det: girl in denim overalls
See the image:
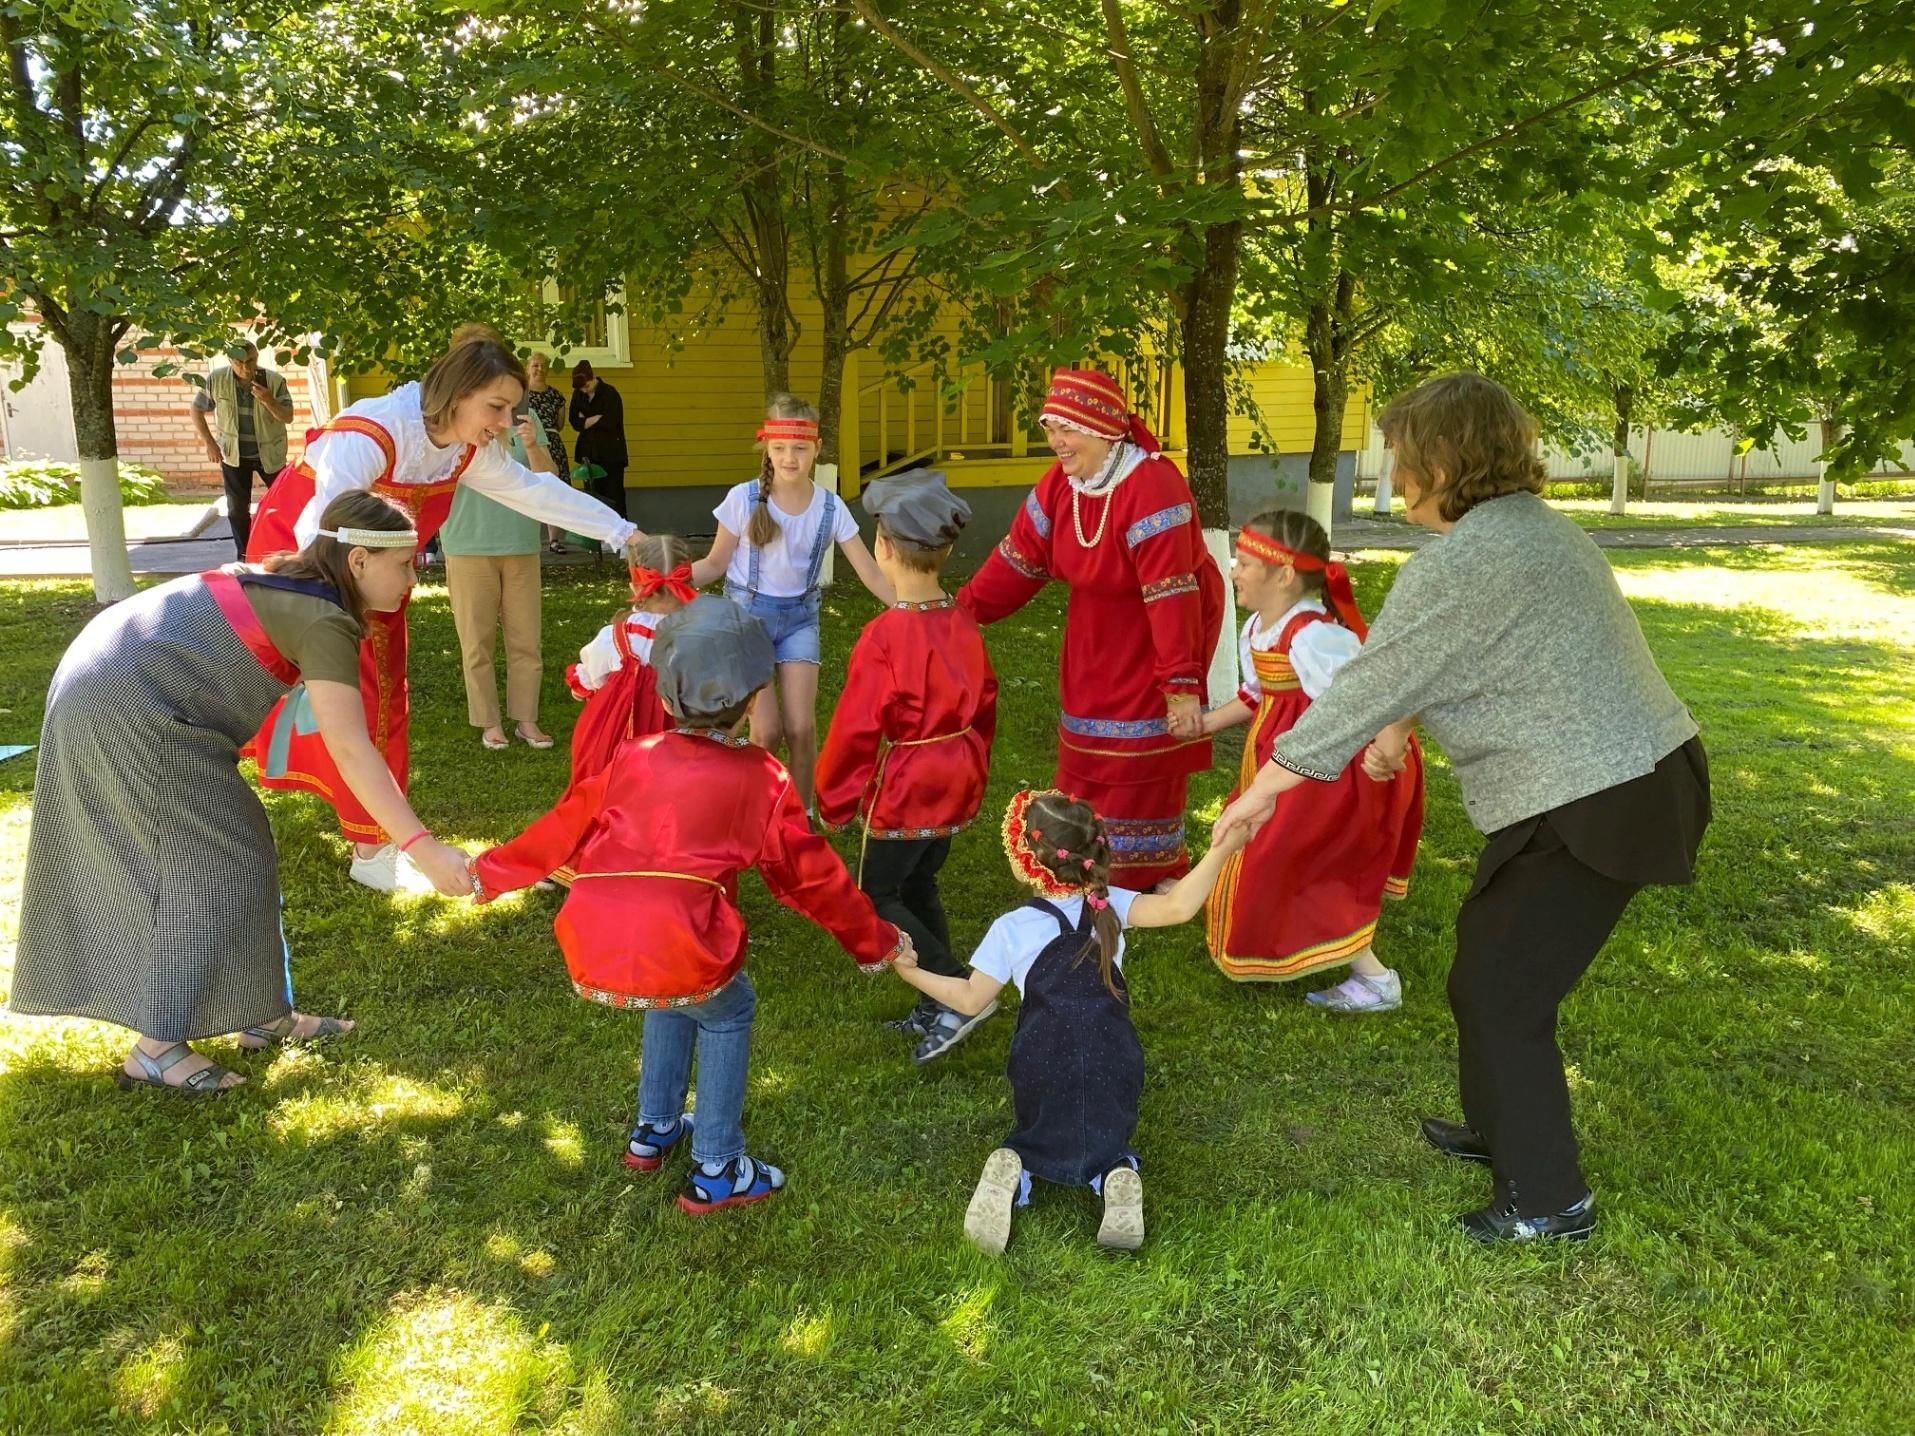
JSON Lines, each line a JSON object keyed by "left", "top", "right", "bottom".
{"left": 692, "top": 394, "right": 893, "bottom": 813}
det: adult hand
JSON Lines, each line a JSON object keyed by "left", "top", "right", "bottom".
{"left": 204, "top": 438, "right": 223, "bottom": 465}
{"left": 1362, "top": 723, "right": 1411, "bottom": 782}
{"left": 1210, "top": 815, "right": 1251, "bottom": 854}
{"left": 513, "top": 415, "right": 538, "bottom": 453}
{"left": 1215, "top": 784, "right": 1277, "bottom": 846}
{"left": 249, "top": 378, "right": 270, "bottom": 401}
{"left": 620, "top": 530, "right": 652, "bottom": 563}
{"left": 409, "top": 838, "right": 476, "bottom": 898}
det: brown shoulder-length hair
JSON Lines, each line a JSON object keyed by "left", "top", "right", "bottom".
{"left": 420, "top": 327, "right": 526, "bottom": 432}
{"left": 260, "top": 490, "right": 414, "bottom": 627}
{"left": 1378, "top": 372, "right": 1545, "bottom": 523}
{"left": 1022, "top": 792, "right": 1125, "bottom": 999}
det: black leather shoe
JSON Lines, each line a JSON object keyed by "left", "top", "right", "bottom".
{"left": 1459, "top": 1190, "right": 1596, "bottom": 1244}
{"left": 1419, "top": 1116, "right": 1492, "bottom": 1165}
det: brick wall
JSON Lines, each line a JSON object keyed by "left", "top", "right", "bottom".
{"left": 112, "top": 341, "right": 316, "bottom": 490}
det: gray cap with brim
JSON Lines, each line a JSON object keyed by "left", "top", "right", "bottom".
{"left": 652, "top": 595, "right": 776, "bottom": 719}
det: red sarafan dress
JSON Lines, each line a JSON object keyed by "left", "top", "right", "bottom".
{"left": 958, "top": 435, "right": 1224, "bottom": 888}
{"left": 243, "top": 381, "right": 629, "bottom": 842}
{"left": 1205, "top": 602, "right": 1424, "bottom": 981}
{"left": 564, "top": 610, "right": 669, "bottom": 789}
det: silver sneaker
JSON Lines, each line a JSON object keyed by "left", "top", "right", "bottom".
{"left": 1305, "top": 969, "right": 1403, "bottom": 1013}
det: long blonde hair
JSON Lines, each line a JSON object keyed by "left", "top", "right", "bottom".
{"left": 747, "top": 393, "right": 821, "bottom": 549}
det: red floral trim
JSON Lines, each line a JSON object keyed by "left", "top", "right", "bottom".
{"left": 1000, "top": 788, "right": 1084, "bottom": 899}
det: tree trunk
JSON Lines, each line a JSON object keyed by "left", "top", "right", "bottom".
{"left": 815, "top": 163, "right": 852, "bottom": 470}
{"left": 1178, "top": 220, "right": 1241, "bottom": 530}
{"left": 1816, "top": 412, "right": 1839, "bottom": 515}
{"left": 62, "top": 311, "right": 136, "bottom": 603}
{"left": 735, "top": 1, "right": 793, "bottom": 400}
{"left": 1303, "top": 268, "right": 1356, "bottom": 531}
{"left": 1610, "top": 381, "right": 1633, "bottom": 516}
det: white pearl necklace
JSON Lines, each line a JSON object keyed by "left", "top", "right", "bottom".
{"left": 1068, "top": 443, "right": 1129, "bottom": 549}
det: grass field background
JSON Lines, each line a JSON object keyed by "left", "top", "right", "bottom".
{"left": 0, "top": 537, "right": 1911, "bottom": 1433}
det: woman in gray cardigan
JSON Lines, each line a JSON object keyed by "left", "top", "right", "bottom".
{"left": 1217, "top": 373, "right": 1710, "bottom": 1243}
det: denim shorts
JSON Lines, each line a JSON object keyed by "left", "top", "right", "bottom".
{"left": 726, "top": 586, "right": 822, "bottom": 665}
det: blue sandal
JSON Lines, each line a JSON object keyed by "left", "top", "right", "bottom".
{"left": 116, "top": 1043, "right": 239, "bottom": 1096}
{"left": 625, "top": 1114, "right": 694, "bottom": 1172}
{"left": 677, "top": 1154, "right": 785, "bottom": 1214}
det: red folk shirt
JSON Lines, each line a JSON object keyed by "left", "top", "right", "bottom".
{"left": 958, "top": 456, "right": 1224, "bottom": 787}
{"left": 474, "top": 730, "right": 902, "bottom": 1007}
{"left": 815, "top": 598, "right": 998, "bottom": 837}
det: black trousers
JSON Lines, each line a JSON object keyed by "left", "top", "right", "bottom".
{"left": 588, "top": 463, "right": 628, "bottom": 521}
{"left": 1449, "top": 737, "right": 1711, "bottom": 1214}
{"left": 221, "top": 458, "right": 273, "bottom": 558}
{"left": 861, "top": 837, "right": 965, "bottom": 983}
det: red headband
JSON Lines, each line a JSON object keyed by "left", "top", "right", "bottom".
{"left": 630, "top": 562, "right": 697, "bottom": 604}
{"left": 757, "top": 418, "right": 819, "bottom": 444}
{"left": 1235, "top": 529, "right": 1369, "bottom": 639}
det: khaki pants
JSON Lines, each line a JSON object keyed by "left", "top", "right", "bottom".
{"left": 445, "top": 554, "right": 543, "bottom": 730}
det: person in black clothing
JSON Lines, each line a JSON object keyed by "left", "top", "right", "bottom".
{"left": 570, "top": 360, "right": 628, "bottom": 521}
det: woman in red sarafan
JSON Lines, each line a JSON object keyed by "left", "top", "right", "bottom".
{"left": 958, "top": 370, "right": 1224, "bottom": 889}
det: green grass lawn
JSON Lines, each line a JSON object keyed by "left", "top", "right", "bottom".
{"left": 1541, "top": 496, "right": 1915, "bottom": 530}
{"left": 1, "top": 541, "right": 1912, "bottom": 1433}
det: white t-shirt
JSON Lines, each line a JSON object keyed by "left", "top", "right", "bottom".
{"left": 1238, "top": 599, "right": 1362, "bottom": 702}
{"left": 969, "top": 889, "right": 1143, "bottom": 997}
{"left": 575, "top": 612, "right": 659, "bottom": 692}
{"left": 293, "top": 382, "right": 636, "bottom": 551}
{"left": 713, "top": 479, "right": 859, "bottom": 597}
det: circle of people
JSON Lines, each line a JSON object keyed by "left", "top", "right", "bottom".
{"left": 11, "top": 332, "right": 1711, "bottom": 1251}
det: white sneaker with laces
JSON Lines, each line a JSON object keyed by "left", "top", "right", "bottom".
{"left": 348, "top": 844, "right": 434, "bottom": 893}
{"left": 1305, "top": 968, "right": 1403, "bottom": 1013}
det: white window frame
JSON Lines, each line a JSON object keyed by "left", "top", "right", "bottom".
{"left": 514, "top": 279, "right": 630, "bottom": 368}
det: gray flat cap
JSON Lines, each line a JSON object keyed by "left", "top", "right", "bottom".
{"left": 862, "top": 467, "right": 970, "bottom": 549}
{"left": 652, "top": 595, "right": 775, "bottom": 719}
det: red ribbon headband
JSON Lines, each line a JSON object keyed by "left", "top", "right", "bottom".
{"left": 1234, "top": 529, "right": 1369, "bottom": 639}
{"left": 630, "top": 563, "right": 698, "bottom": 604}
{"left": 757, "top": 419, "right": 820, "bottom": 443}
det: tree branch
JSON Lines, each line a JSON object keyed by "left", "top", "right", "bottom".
{"left": 847, "top": 0, "right": 1046, "bottom": 169}
{"left": 84, "top": 114, "right": 162, "bottom": 217}
{"left": 666, "top": 66, "right": 856, "bottom": 166}
{"left": 1100, "top": 0, "right": 1177, "bottom": 183}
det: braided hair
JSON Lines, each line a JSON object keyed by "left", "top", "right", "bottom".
{"left": 1023, "top": 792, "right": 1124, "bottom": 998}
{"left": 1243, "top": 509, "right": 1335, "bottom": 614}
{"left": 747, "top": 393, "right": 822, "bottom": 549}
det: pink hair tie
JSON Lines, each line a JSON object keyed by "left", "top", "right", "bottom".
{"left": 1056, "top": 848, "right": 1069, "bottom": 860}
{"left": 1081, "top": 857, "right": 1095, "bottom": 870}
{"left": 1085, "top": 893, "right": 1110, "bottom": 911}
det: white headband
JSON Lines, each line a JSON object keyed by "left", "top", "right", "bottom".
{"left": 318, "top": 526, "right": 418, "bottom": 549}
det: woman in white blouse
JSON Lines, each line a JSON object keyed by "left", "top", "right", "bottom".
{"left": 245, "top": 326, "right": 640, "bottom": 890}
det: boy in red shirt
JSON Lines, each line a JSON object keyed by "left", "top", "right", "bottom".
{"left": 474, "top": 596, "right": 908, "bottom": 1212}
{"left": 816, "top": 469, "right": 998, "bottom": 1063}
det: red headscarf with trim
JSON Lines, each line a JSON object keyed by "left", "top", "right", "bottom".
{"left": 1040, "top": 369, "right": 1161, "bottom": 453}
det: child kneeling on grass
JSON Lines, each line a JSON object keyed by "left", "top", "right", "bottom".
{"left": 472, "top": 596, "right": 909, "bottom": 1214}
{"left": 891, "top": 789, "right": 1244, "bottom": 1253}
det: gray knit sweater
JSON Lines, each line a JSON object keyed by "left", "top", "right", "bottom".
{"left": 1272, "top": 492, "right": 1699, "bottom": 834}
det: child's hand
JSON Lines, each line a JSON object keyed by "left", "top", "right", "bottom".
{"left": 1362, "top": 732, "right": 1409, "bottom": 781}
{"left": 892, "top": 933, "right": 918, "bottom": 970}
{"left": 1210, "top": 818, "right": 1251, "bottom": 855}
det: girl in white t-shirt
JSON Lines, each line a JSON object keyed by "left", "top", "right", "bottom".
{"left": 690, "top": 394, "right": 893, "bottom": 812}
{"left": 891, "top": 789, "right": 1244, "bottom": 1255}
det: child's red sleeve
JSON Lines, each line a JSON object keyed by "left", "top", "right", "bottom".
{"left": 474, "top": 770, "right": 609, "bottom": 900}
{"left": 757, "top": 779, "right": 903, "bottom": 969}
{"left": 814, "top": 627, "right": 892, "bottom": 830}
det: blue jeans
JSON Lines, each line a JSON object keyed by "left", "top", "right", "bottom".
{"left": 636, "top": 972, "right": 757, "bottom": 1165}
{"left": 725, "top": 586, "right": 822, "bottom": 665}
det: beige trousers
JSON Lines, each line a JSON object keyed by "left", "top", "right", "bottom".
{"left": 445, "top": 554, "right": 544, "bottom": 729}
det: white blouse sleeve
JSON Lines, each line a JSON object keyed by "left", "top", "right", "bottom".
{"left": 461, "top": 441, "right": 637, "bottom": 546}
{"left": 575, "top": 625, "right": 624, "bottom": 692}
{"left": 1290, "top": 620, "right": 1364, "bottom": 700}
{"left": 293, "top": 430, "right": 391, "bottom": 550}
{"left": 968, "top": 913, "right": 1023, "bottom": 988}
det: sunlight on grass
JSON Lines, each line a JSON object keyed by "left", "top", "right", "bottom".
{"left": 58, "top": 1249, "right": 109, "bottom": 1298}
{"left": 939, "top": 1283, "right": 999, "bottom": 1362}
{"left": 481, "top": 1232, "right": 557, "bottom": 1280}
{"left": 649, "top": 1379, "right": 734, "bottom": 1423}
{"left": 111, "top": 1331, "right": 187, "bottom": 1419}
{"left": 1612, "top": 546, "right": 1915, "bottom": 648}
{"left": 270, "top": 1074, "right": 465, "bottom": 1144}
{"left": 326, "top": 1290, "right": 571, "bottom": 1436}
{"left": 779, "top": 1307, "right": 834, "bottom": 1359}
{"left": 539, "top": 1113, "right": 585, "bottom": 1169}
{"left": 1837, "top": 884, "right": 1915, "bottom": 949}
{"left": 0, "top": 1212, "right": 24, "bottom": 1346}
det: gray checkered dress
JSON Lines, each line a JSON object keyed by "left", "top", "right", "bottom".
{"left": 9, "top": 573, "right": 307, "bottom": 1040}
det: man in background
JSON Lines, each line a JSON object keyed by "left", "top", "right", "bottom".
{"left": 190, "top": 341, "right": 294, "bottom": 557}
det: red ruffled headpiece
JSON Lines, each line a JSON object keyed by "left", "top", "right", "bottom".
{"left": 630, "top": 562, "right": 698, "bottom": 604}
{"left": 1040, "top": 368, "right": 1159, "bottom": 451}
{"left": 1000, "top": 788, "right": 1087, "bottom": 899}
{"left": 1235, "top": 528, "right": 1369, "bottom": 640}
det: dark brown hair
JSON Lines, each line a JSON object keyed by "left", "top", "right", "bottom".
{"left": 747, "top": 393, "right": 822, "bottom": 549}
{"left": 1242, "top": 509, "right": 1333, "bottom": 610}
{"left": 421, "top": 327, "right": 526, "bottom": 432}
{"left": 261, "top": 490, "right": 413, "bottom": 626}
{"left": 1378, "top": 371, "right": 1545, "bottom": 523}
{"left": 1024, "top": 792, "right": 1124, "bottom": 998}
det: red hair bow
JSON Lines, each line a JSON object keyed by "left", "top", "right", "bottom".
{"left": 630, "top": 563, "right": 698, "bottom": 604}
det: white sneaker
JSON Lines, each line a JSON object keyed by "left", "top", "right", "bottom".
{"left": 348, "top": 844, "right": 434, "bottom": 893}
{"left": 1097, "top": 1166, "right": 1145, "bottom": 1250}
{"left": 963, "top": 1148, "right": 1023, "bottom": 1256}
{"left": 1305, "top": 969, "right": 1403, "bottom": 1013}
